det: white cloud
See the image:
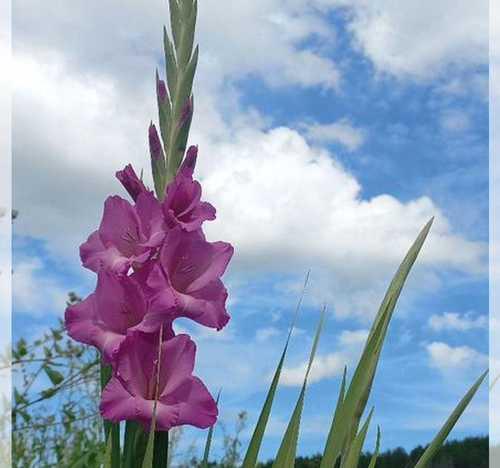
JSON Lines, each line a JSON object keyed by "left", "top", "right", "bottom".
{"left": 428, "top": 312, "right": 487, "bottom": 332}
{"left": 11, "top": 0, "right": 487, "bottom": 324}
{"left": 302, "top": 119, "right": 366, "bottom": 151}
{"left": 315, "top": 0, "right": 487, "bottom": 80}
{"left": 440, "top": 109, "right": 471, "bottom": 132}
{"left": 426, "top": 341, "right": 487, "bottom": 372}
{"left": 281, "top": 328, "right": 368, "bottom": 386}
{"left": 256, "top": 327, "right": 281, "bottom": 342}
{"left": 13, "top": 258, "right": 68, "bottom": 316}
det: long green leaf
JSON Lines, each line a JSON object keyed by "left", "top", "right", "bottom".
{"left": 101, "top": 361, "right": 121, "bottom": 468}
{"left": 414, "top": 370, "right": 487, "bottom": 468}
{"left": 272, "top": 308, "right": 326, "bottom": 468}
{"left": 152, "top": 431, "right": 169, "bottom": 468}
{"left": 123, "top": 421, "right": 139, "bottom": 468}
{"left": 201, "top": 390, "right": 221, "bottom": 468}
{"left": 326, "top": 219, "right": 433, "bottom": 464}
{"left": 320, "top": 366, "right": 347, "bottom": 468}
{"left": 342, "top": 408, "right": 374, "bottom": 468}
{"left": 367, "top": 426, "right": 381, "bottom": 468}
{"left": 241, "top": 272, "right": 310, "bottom": 468}
{"left": 103, "top": 435, "right": 113, "bottom": 468}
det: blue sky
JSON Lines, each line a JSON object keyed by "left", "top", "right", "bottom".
{"left": 12, "top": 0, "right": 489, "bottom": 462}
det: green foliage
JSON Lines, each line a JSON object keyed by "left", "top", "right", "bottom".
{"left": 11, "top": 295, "right": 103, "bottom": 467}
{"left": 256, "top": 436, "right": 488, "bottom": 468}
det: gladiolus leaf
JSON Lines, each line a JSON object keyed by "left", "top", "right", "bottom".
{"left": 342, "top": 407, "right": 374, "bottom": 468}
{"left": 414, "top": 370, "right": 488, "bottom": 468}
{"left": 320, "top": 366, "right": 347, "bottom": 468}
{"left": 242, "top": 271, "right": 310, "bottom": 468}
{"left": 201, "top": 389, "right": 221, "bottom": 468}
{"left": 322, "top": 218, "right": 433, "bottom": 466}
{"left": 367, "top": 426, "right": 381, "bottom": 468}
{"left": 272, "top": 307, "right": 326, "bottom": 468}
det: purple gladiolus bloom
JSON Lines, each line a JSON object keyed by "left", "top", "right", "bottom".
{"left": 65, "top": 271, "right": 173, "bottom": 363}
{"left": 143, "top": 227, "right": 233, "bottom": 331}
{"left": 162, "top": 146, "right": 216, "bottom": 231}
{"left": 80, "top": 192, "right": 166, "bottom": 274}
{"left": 100, "top": 333, "right": 217, "bottom": 431}
{"left": 116, "top": 164, "right": 149, "bottom": 202}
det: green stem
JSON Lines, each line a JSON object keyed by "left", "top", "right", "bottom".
{"left": 101, "top": 360, "right": 121, "bottom": 468}
{"left": 153, "top": 431, "right": 169, "bottom": 468}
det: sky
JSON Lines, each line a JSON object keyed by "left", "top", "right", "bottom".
{"left": 10, "top": 0, "right": 489, "bottom": 463}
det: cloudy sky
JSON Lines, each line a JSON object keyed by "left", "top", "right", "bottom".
{"left": 11, "top": 0, "right": 489, "bottom": 461}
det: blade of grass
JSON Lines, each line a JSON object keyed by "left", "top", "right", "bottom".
{"left": 241, "top": 271, "right": 310, "bottom": 468}
{"left": 342, "top": 408, "right": 374, "bottom": 468}
{"left": 123, "top": 421, "right": 139, "bottom": 468}
{"left": 201, "top": 390, "right": 221, "bottom": 468}
{"left": 101, "top": 361, "right": 120, "bottom": 468}
{"left": 414, "top": 370, "right": 487, "bottom": 468}
{"left": 320, "top": 366, "right": 347, "bottom": 468}
{"left": 367, "top": 426, "right": 381, "bottom": 468}
{"left": 272, "top": 307, "right": 326, "bottom": 468}
{"left": 323, "top": 219, "right": 433, "bottom": 465}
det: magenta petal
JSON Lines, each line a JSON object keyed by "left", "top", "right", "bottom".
{"left": 177, "top": 279, "right": 230, "bottom": 330}
{"left": 160, "top": 335, "right": 196, "bottom": 395}
{"left": 162, "top": 229, "right": 233, "bottom": 292}
{"left": 116, "top": 164, "right": 148, "bottom": 202}
{"left": 162, "top": 146, "right": 216, "bottom": 231}
{"left": 168, "top": 377, "right": 218, "bottom": 429}
{"left": 95, "top": 271, "right": 147, "bottom": 333}
{"left": 80, "top": 231, "right": 131, "bottom": 274}
{"left": 65, "top": 293, "right": 124, "bottom": 363}
{"left": 102, "top": 332, "right": 217, "bottom": 430}
{"left": 135, "top": 192, "right": 166, "bottom": 248}
{"left": 99, "top": 196, "right": 144, "bottom": 256}
{"left": 100, "top": 377, "right": 137, "bottom": 423}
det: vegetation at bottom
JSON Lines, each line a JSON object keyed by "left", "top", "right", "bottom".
{"left": 256, "top": 436, "right": 488, "bottom": 468}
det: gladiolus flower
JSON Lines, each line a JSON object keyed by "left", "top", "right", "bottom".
{"left": 65, "top": 271, "right": 173, "bottom": 363}
{"left": 100, "top": 333, "right": 217, "bottom": 431}
{"left": 80, "top": 192, "right": 166, "bottom": 274}
{"left": 142, "top": 227, "right": 233, "bottom": 331}
{"left": 162, "top": 146, "right": 216, "bottom": 231}
{"left": 116, "top": 164, "right": 149, "bottom": 202}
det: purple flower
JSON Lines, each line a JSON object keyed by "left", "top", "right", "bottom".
{"left": 80, "top": 192, "right": 166, "bottom": 274}
{"left": 116, "top": 164, "right": 149, "bottom": 202}
{"left": 100, "top": 333, "right": 217, "bottom": 431}
{"left": 162, "top": 146, "right": 216, "bottom": 231}
{"left": 65, "top": 271, "right": 173, "bottom": 363}
{"left": 143, "top": 227, "right": 233, "bottom": 331}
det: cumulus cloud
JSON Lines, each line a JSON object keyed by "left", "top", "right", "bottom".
{"left": 11, "top": 0, "right": 487, "bottom": 324}
{"left": 316, "top": 0, "right": 487, "bottom": 80}
{"left": 426, "top": 341, "right": 487, "bottom": 372}
{"left": 256, "top": 327, "right": 281, "bottom": 342}
{"left": 13, "top": 258, "right": 68, "bottom": 316}
{"left": 281, "top": 328, "right": 368, "bottom": 386}
{"left": 428, "top": 312, "right": 487, "bottom": 332}
{"left": 302, "top": 119, "right": 366, "bottom": 151}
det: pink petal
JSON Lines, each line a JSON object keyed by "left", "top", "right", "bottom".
{"left": 176, "top": 279, "right": 230, "bottom": 330}
{"left": 99, "top": 196, "right": 145, "bottom": 257}
{"left": 167, "top": 377, "right": 218, "bottom": 429}
{"left": 116, "top": 164, "right": 148, "bottom": 202}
